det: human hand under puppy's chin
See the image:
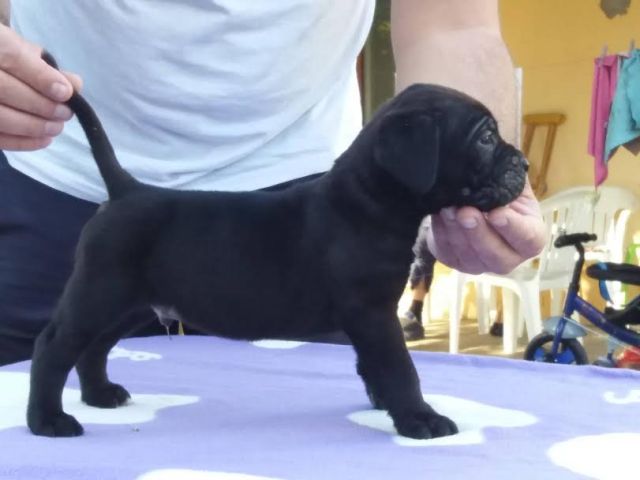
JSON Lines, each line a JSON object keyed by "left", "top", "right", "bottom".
{"left": 427, "top": 180, "right": 546, "bottom": 275}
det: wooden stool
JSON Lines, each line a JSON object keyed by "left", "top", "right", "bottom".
{"left": 522, "top": 113, "right": 566, "bottom": 197}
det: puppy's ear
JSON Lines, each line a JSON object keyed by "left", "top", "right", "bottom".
{"left": 373, "top": 112, "right": 439, "bottom": 196}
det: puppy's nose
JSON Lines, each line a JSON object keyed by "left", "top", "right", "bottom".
{"left": 511, "top": 155, "right": 528, "bottom": 172}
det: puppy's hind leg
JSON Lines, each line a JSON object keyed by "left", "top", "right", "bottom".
{"left": 76, "top": 310, "right": 154, "bottom": 408}
{"left": 27, "top": 268, "right": 138, "bottom": 437}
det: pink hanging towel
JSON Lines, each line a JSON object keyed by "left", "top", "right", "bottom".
{"left": 587, "top": 54, "right": 620, "bottom": 186}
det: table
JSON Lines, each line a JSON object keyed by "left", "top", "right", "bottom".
{"left": 1, "top": 335, "right": 639, "bottom": 479}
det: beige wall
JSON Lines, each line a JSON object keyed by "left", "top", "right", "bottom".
{"left": 501, "top": 0, "right": 640, "bottom": 243}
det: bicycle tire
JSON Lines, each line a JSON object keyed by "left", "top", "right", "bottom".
{"left": 524, "top": 333, "right": 589, "bottom": 365}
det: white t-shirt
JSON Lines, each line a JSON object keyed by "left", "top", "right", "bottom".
{"left": 6, "top": 1, "right": 375, "bottom": 203}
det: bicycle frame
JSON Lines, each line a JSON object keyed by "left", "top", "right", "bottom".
{"left": 545, "top": 240, "right": 640, "bottom": 358}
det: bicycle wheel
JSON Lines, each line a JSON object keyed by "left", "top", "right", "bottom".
{"left": 524, "top": 333, "right": 589, "bottom": 365}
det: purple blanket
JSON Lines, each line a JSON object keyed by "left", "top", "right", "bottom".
{"left": 1, "top": 335, "right": 639, "bottom": 479}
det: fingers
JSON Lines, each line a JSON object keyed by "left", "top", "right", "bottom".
{"left": 456, "top": 207, "right": 524, "bottom": 274}
{"left": 0, "top": 69, "right": 73, "bottom": 120}
{"left": 486, "top": 181, "right": 547, "bottom": 258}
{"left": 0, "top": 25, "right": 81, "bottom": 151}
{"left": 0, "top": 103, "right": 65, "bottom": 137}
{"left": 430, "top": 207, "right": 522, "bottom": 274}
{"left": 63, "top": 71, "right": 83, "bottom": 92}
{"left": 0, "top": 27, "right": 73, "bottom": 102}
{"left": 430, "top": 211, "right": 482, "bottom": 273}
{"left": 487, "top": 205, "right": 547, "bottom": 259}
{"left": 0, "top": 134, "right": 53, "bottom": 151}
{"left": 429, "top": 187, "right": 548, "bottom": 276}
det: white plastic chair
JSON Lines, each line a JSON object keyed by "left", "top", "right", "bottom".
{"left": 449, "top": 185, "right": 640, "bottom": 354}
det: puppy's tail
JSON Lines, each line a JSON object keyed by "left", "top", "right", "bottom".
{"left": 41, "top": 51, "right": 140, "bottom": 200}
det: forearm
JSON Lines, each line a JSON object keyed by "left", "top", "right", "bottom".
{"left": 391, "top": 0, "right": 517, "bottom": 143}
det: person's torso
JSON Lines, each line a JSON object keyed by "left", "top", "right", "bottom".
{"left": 7, "top": 0, "right": 374, "bottom": 202}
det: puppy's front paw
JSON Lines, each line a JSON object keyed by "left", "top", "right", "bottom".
{"left": 28, "top": 410, "right": 84, "bottom": 437}
{"left": 393, "top": 409, "right": 458, "bottom": 439}
{"left": 82, "top": 382, "right": 131, "bottom": 408}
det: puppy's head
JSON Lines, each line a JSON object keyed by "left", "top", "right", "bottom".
{"left": 372, "top": 84, "right": 528, "bottom": 212}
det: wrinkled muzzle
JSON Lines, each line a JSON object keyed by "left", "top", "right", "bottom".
{"left": 461, "top": 148, "right": 529, "bottom": 212}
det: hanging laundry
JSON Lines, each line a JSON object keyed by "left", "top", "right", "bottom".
{"left": 605, "top": 49, "right": 640, "bottom": 160}
{"left": 588, "top": 54, "right": 620, "bottom": 187}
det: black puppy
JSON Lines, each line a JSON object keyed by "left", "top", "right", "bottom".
{"left": 28, "top": 52, "right": 528, "bottom": 439}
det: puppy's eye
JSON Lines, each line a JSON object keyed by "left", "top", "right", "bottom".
{"left": 479, "top": 130, "right": 496, "bottom": 146}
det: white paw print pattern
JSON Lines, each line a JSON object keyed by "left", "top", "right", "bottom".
{"left": 548, "top": 433, "right": 640, "bottom": 479}
{"left": 0, "top": 371, "right": 198, "bottom": 431}
{"left": 108, "top": 346, "right": 163, "bottom": 361}
{"left": 347, "top": 394, "right": 538, "bottom": 447}
{"left": 137, "top": 470, "right": 285, "bottom": 480}
{"left": 251, "top": 340, "right": 307, "bottom": 349}
{"left": 603, "top": 389, "right": 640, "bottom": 405}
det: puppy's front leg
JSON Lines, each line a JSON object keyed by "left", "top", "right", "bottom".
{"left": 343, "top": 310, "right": 458, "bottom": 439}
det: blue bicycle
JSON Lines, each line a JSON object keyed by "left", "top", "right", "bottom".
{"left": 524, "top": 232, "right": 640, "bottom": 366}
